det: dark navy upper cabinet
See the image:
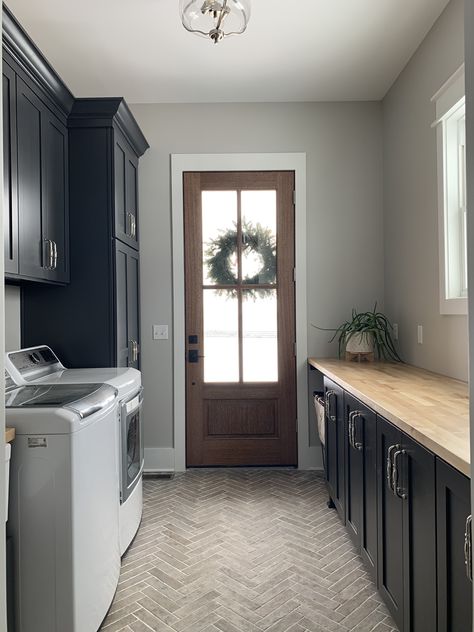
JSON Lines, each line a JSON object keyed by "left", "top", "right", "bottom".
{"left": 2, "top": 7, "right": 72, "bottom": 285}
{"left": 22, "top": 100, "right": 148, "bottom": 369}
{"left": 15, "top": 77, "right": 69, "bottom": 284}
{"left": 3, "top": 60, "right": 18, "bottom": 275}
{"left": 68, "top": 98, "right": 148, "bottom": 252}
{"left": 115, "top": 129, "right": 139, "bottom": 250}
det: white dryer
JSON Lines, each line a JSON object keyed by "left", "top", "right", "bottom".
{"left": 5, "top": 381, "right": 120, "bottom": 632}
{"left": 6, "top": 346, "right": 144, "bottom": 555}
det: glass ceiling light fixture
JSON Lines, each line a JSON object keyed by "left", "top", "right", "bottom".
{"left": 179, "top": 0, "right": 251, "bottom": 44}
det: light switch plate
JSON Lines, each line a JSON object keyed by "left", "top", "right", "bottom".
{"left": 153, "top": 324, "right": 169, "bottom": 340}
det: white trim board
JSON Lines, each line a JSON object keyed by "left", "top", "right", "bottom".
{"left": 171, "top": 153, "right": 314, "bottom": 471}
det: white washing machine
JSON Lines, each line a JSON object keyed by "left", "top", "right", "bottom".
{"left": 6, "top": 346, "right": 144, "bottom": 556}
{"left": 5, "top": 380, "right": 120, "bottom": 632}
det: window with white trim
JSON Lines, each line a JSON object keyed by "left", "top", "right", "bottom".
{"left": 433, "top": 66, "right": 467, "bottom": 315}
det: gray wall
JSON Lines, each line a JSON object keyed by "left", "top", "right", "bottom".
{"left": 383, "top": 0, "right": 467, "bottom": 381}
{"left": 130, "top": 102, "right": 384, "bottom": 455}
{"left": 5, "top": 286, "right": 21, "bottom": 351}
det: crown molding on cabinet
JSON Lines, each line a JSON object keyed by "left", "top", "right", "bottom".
{"left": 2, "top": 4, "right": 74, "bottom": 116}
{"left": 69, "top": 98, "right": 150, "bottom": 158}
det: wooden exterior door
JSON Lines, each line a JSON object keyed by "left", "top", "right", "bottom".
{"left": 184, "top": 171, "right": 297, "bottom": 466}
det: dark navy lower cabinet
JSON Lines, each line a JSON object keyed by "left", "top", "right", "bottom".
{"left": 344, "top": 394, "right": 377, "bottom": 581}
{"left": 320, "top": 382, "right": 469, "bottom": 632}
{"left": 377, "top": 416, "right": 405, "bottom": 629}
{"left": 436, "top": 458, "right": 472, "bottom": 632}
{"left": 323, "top": 378, "right": 345, "bottom": 523}
{"left": 377, "top": 416, "right": 437, "bottom": 632}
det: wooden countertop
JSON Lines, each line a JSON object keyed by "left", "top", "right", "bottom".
{"left": 308, "top": 358, "right": 470, "bottom": 477}
{"left": 5, "top": 427, "right": 15, "bottom": 444}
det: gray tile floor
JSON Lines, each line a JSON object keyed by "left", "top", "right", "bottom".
{"left": 101, "top": 470, "right": 398, "bottom": 632}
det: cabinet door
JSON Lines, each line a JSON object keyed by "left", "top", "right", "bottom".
{"left": 377, "top": 416, "right": 404, "bottom": 631}
{"left": 127, "top": 247, "right": 140, "bottom": 369}
{"left": 115, "top": 240, "right": 140, "bottom": 368}
{"left": 402, "top": 435, "right": 436, "bottom": 632}
{"left": 41, "top": 109, "right": 69, "bottom": 283}
{"left": 324, "top": 378, "right": 345, "bottom": 522}
{"left": 436, "top": 458, "right": 472, "bottom": 632}
{"left": 345, "top": 394, "right": 377, "bottom": 580}
{"left": 345, "top": 394, "right": 363, "bottom": 549}
{"left": 3, "top": 61, "right": 18, "bottom": 275}
{"left": 114, "top": 130, "right": 139, "bottom": 250}
{"left": 16, "top": 77, "right": 46, "bottom": 280}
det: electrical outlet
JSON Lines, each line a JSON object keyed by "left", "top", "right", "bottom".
{"left": 153, "top": 325, "right": 169, "bottom": 340}
{"left": 393, "top": 323, "right": 399, "bottom": 341}
{"left": 417, "top": 325, "right": 423, "bottom": 345}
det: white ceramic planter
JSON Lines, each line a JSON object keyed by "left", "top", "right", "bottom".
{"left": 345, "top": 332, "right": 374, "bottom": 354}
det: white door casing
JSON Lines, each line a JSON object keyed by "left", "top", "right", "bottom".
{"left": 171, "top": 153, "right": 316, "bottom": 471}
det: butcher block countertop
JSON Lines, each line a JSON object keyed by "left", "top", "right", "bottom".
{"left": 5, "top": 427, "right": 15, "bottom": 443}
{"left": 308, "top": 358, "right": 470, "bottom": 477}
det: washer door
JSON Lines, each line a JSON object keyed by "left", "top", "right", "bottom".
{"left": 121, "top": 389, "right": 144, "bottom": 503}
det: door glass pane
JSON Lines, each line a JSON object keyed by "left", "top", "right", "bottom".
{"left": 242, "top": 289, "right": 278, "bottom": 382}
{"left": 241, "top": 190, "right": 277, "bottom": 285}
{"left": 204, "top": 289, "right": 239, "bottom": 382}
{"left": 127, "top": 412, "right": 141, "bottom": 485}
{"left": 202, "top": 191, "right": 238, "bottom": 285}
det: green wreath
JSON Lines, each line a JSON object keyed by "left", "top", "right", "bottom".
{"left": 205, "top": 221, "right": 276, "bottom": 299}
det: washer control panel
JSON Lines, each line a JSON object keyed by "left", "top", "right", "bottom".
{"left": 6, "top": 346, "right": 63, "bottom": 383}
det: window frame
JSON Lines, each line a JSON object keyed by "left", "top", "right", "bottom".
{"left": 433, "top": 66, "right": 467, "bottom": 315}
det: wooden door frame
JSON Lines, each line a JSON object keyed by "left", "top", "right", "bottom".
{"left": 171, "top": 153, "right": 312, "bottom": 471}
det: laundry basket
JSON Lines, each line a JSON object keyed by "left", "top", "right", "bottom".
{"left": 313, "top": 391, "right": 326, "bottom": 472}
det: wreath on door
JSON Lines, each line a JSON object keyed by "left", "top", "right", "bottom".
{"left": 204, "top": 222, "right": 276, "bottom": 299}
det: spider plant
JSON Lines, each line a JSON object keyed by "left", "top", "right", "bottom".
{"left": 313, "top": 304, "right": 402, "bottom": 362}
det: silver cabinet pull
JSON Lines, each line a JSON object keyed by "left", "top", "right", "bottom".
{"left": 325, "top": 390, "right": 336, "bottom": 422}
{"left": 43, "top": 239, "right": 53, "bottom": 270}
{"left": 352, "top": 412, "right": 363, "bottom": 451}
{"left": 130, "top": 340, "right": 139, "bottom": 363}
{"left": 127, "top": 213, "right": 137, "bottom": 239}
{"left": 391, "top": 448, "right": 407, "bottom": 499}
{"left": 386, "top": 444, "right": 398, "bottom": 493}
{"left": 52, "top": 240, "right": 58, "bottom": 270}
{"left": 393, "top": 449, "right": 408, "bottom": 500}
{"left": 465, "top": 515, "right": 472, "bottom": 581}
{"left": 347, "top": 411, "right": 353, "bottom": 448}
{"left": 348, "top": 411, "right": 356, "bottom": 448}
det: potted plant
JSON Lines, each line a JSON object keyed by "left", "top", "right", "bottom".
{"left": 313, "top": 305, "right": 402, "bottom": 362}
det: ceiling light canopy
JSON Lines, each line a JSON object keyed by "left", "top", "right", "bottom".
{"left": 179, "top": 0, "right": 251, "bottom": 44}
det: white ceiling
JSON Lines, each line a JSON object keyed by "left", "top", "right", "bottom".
{"left": 6, "top": 0, "right": 450, "bottom": 103}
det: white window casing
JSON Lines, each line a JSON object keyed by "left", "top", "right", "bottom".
{"left": 432, "top": 65, "right": 468, "bottom": 315}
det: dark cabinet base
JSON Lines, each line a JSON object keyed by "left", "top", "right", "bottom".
{"left": 321, "top": 373, "right": 470, "bottom": 632}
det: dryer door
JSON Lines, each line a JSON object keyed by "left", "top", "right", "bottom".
{"left": 121, "top": 388, "right": 144, "bottom": 503}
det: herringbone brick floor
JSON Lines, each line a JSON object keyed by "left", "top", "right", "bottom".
{"left": 101, "top": 470, "right": 398, "bottom": 632}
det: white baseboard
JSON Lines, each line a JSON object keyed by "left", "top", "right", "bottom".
{"left": 144, "top": 447, "right": 175, "bottom": 472}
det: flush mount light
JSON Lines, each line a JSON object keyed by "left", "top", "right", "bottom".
{"left": 179, "top": 0, "right": 251, "bottom": 44}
